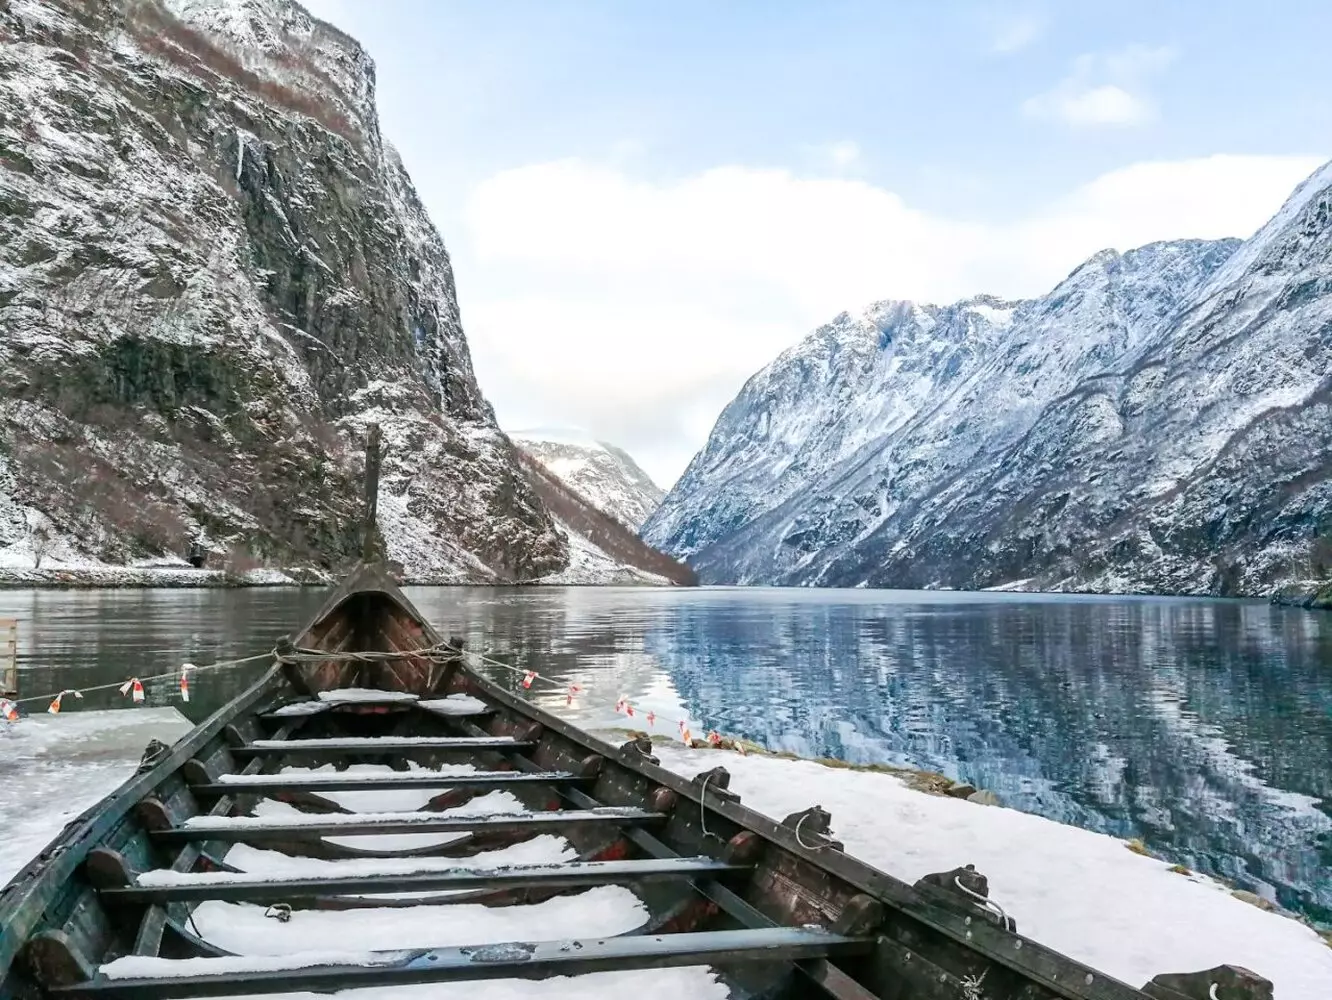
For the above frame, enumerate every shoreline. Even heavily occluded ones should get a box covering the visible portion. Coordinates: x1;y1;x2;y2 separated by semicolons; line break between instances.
0;566;685;590
629;731;1330;937
0;564;1327;604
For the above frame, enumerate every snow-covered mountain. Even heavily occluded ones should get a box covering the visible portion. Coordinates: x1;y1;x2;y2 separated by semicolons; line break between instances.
0;0;656;584
510;429;664;530
512;449;693;586
645;161;1332;595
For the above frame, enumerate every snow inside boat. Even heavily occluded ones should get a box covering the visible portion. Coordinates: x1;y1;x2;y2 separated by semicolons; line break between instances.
0;433;1275;1000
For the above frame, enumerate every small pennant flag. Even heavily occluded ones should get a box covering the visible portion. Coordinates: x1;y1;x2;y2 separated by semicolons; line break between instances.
521;670;537;690
679;720;692;745
566;684;581;706
614;695;627;715
47;689;82;715
180;664;195;703
1;699;19;721
646;711;656;728
707;730;722;747
120;678;145;703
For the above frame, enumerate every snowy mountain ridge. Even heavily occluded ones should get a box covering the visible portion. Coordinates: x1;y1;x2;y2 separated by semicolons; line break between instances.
511;430;665;531
644;196;1332;596
0;0;664;585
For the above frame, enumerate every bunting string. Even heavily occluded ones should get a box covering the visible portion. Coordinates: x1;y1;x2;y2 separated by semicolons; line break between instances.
449;643;751;756
0;650;273;719
1;636;755;757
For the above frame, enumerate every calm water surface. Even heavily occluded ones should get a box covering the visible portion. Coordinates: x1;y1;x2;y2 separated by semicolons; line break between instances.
2;585;1330;925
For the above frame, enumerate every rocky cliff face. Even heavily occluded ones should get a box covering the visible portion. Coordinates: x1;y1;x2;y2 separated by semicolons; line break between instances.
647;167;1332;596
0;0;567;580
510;430;664;530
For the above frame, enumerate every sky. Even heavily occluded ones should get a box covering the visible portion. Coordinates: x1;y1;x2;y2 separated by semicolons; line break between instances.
299;0;1331;488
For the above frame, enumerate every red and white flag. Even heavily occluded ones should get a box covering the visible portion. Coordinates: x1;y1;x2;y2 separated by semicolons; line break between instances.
521;670;537;690
180;663;195;703
1;699;19;721
47;689;82;715
120;678;145;703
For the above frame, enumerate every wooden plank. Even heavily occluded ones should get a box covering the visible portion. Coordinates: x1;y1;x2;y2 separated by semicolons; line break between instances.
0;668;285;975
150;807;667;844
128;909;165;959
455;720;874;999
451;670;1150;1000
232;736;533;756
0;617;16;696
104;856;748;904
55;928;871;999
119;720;302;965
189;771;588;795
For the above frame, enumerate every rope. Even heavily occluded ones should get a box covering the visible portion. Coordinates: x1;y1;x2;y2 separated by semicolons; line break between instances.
1;640;454;717
953;874;1010;927
3;651;273;709
443;641;718;752
794;812;830;851
2;632;749;774
698;771;714;838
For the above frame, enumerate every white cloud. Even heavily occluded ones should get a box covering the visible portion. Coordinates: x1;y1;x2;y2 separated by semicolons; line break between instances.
991;14;1045;54
459;153;1324;486
1024;45;1176;127
1024;84;1151;127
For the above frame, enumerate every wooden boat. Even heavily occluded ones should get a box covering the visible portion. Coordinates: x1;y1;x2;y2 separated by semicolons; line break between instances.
0;433;1274;1000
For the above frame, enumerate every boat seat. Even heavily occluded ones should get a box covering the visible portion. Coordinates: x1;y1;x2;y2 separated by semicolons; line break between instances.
149;807;667;844
58;928;871;998
101;856;750;904
232;736;533;757
189;770;590;795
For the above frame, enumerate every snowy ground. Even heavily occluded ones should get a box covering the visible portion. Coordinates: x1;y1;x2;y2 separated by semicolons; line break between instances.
0;546;320;588
0;708;194;884
2;712;1329;998
649;743;1332;999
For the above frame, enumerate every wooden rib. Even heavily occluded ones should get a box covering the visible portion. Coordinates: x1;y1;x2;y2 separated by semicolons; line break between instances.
453;718;874;999
55;928;871;999
149;807;667;844
103;857;749;905
232;736;533;756
126;721;303;959
188;771;587;795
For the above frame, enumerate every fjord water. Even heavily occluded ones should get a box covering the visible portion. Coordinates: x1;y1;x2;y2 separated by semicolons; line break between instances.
2;586;1329;926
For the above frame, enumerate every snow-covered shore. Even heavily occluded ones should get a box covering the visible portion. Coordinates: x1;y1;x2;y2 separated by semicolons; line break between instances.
3;711;1329;998
650;742;1332;999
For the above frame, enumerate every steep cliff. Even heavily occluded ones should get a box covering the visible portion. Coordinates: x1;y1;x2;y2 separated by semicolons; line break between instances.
0;0;567;580
644;197;1332;596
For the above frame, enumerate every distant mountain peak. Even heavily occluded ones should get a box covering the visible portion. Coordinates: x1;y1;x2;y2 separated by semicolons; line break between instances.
509;431;663;531
643;226;1293;591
